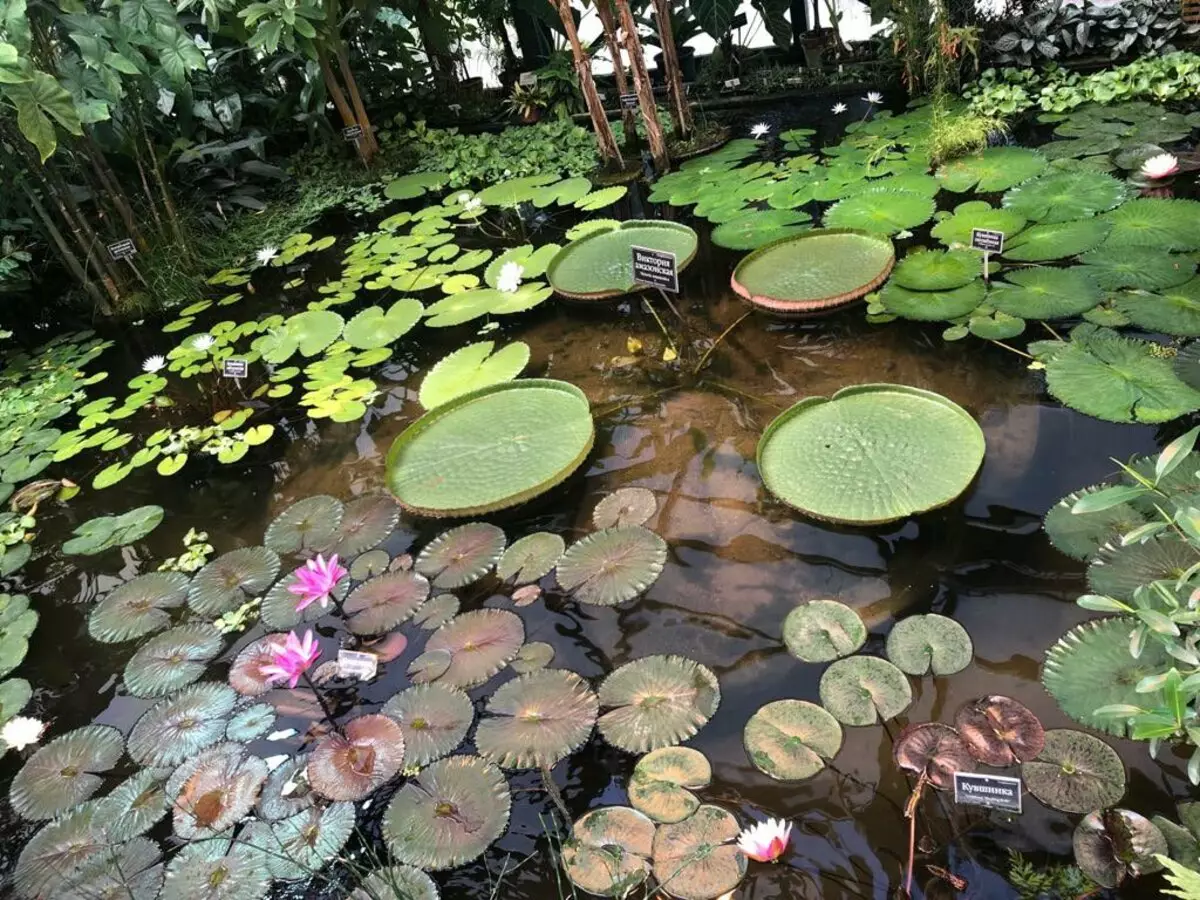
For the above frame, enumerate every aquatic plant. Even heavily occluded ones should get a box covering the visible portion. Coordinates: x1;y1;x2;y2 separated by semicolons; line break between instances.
289;555;349;612
546;220;699;300
737;817;791;863
743;699;842;781
597;655;720;752
262;630;321;689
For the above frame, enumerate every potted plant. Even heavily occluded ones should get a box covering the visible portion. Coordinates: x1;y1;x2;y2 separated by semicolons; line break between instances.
504;82;550;123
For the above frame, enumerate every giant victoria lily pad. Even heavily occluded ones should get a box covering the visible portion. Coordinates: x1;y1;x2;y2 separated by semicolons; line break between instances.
382;682;474;767
424;609;525;688
731;229;894;315
757;384;985;524
475;669;598;769
1022;729;1126;813
344;572;429;635
383;755;512;870
546;220;698;300
1074;809;1166;888
743;699;842;781
556;526;667;606
652;804;747;900
418;341;531;411
10;725;124;820
1042;617;1169;736
387;380;595;518
89;572;190;643
597;655;720;753
309;714;406;801
563;806;656;897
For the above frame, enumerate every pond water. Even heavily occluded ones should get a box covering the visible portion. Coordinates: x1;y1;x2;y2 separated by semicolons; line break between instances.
1;99;1194;899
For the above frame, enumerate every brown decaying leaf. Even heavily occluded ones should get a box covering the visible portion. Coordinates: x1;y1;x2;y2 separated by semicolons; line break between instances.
954;695;1045;767
308;714;406;801
894;723;975;790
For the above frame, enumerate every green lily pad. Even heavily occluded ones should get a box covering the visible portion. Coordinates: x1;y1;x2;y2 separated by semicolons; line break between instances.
475;668;598;769
124;622;224;698
819;655;913;726
743;699;842;781
546;220;698;300
1101;198;1200;251
1022;729;1126;814
758;384;985;524
384;172;449;200
885;613;973;676
563;806;655;897
556;526;667;607
0;678;31;725
710;210;811;250
89;572;191;643
387;379;594;518
343;302;422;350
1002;170;1127;223
1079;248;1196;292
891;249;980;291
782;599;866;662
824;189;936;235
575;185;629;211
188;547;281;616
1003;219;1111;261
415;522;506;589
628;747;711;823
161;839;269;900
931;201;1027;248
418;341;530;410
1043;487;1151;561
62;506;164;555
496;532;565;584
9;725;123;820
731;229;895;315
285;309;344;357
651;805;746;900
127;682;238;767
597;655;720;753
1116;279;1200;337
879;281;987;322
936;147;1048;192
989;267;1102;320
424;608;525;688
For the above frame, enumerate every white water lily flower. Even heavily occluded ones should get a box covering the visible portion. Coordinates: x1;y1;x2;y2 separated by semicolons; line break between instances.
456;192;473;205
737;817;792;862
497;261;524;293
750;122;770;138
142;355;166;373
190;334;216;352
464;197;483;211
255;246;278;266
1141;152;1179;180
864;91;883;104
832;102;848;114
1;716;46;751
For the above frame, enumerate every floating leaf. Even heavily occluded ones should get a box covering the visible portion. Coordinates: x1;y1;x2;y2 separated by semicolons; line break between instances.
62;506;164;555
98;769;168;842
1002;170;1127;223
628;747;711;824
885;614;973;676
285;309;345;357
415;522;507;589
894;723;975;790
1116;279;1200;337
412;596;459;631
227;703;276;742
496;532;565;584
931;200;1027;248
597;655;720;753
758;385;984;524
171;743;268;840
563;806;655;897
1043;487;1151;560
309;714;406;801
0;678;31;725
1102;198;1200;251
651;804;747;900
128;682;238;766
575;185;628;211
15;806;111;899
547;221;698;300
989;267;1102;320
710;209;811;250
260;571;346;631
556;526;667;607
592;487;657;529
418;341;531;410
124;623;224;698
59;836;163;900
382;756;511;870
385;172;448;200
824;190;935;235
388;380;594;518
188;547;280;617
1003;219;1111;261
1074;809;1166;888
88;572;190;644
10;725;123;820
954;695;1045;767
476;669;598;769
229;636;286;697
351;866;440;900
1042;617;1169;736
324;494;399;558
350;549;391;580
264;495;345;556
891;249;979;291
511;640;554;672
743;699;842;781
247;801;355;881
936;147;1048;193
1079;248;1196;292
1022;728;1126;813
819;656;912;726
381;682;474;767
424;609;525;688
879;280;987;322
344;572;429;635
782;599;866;663
343;303;421;350
256;756;314;823
160;839;268;900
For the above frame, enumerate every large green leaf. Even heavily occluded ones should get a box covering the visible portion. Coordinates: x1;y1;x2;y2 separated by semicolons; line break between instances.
823;189;936;236
710;209;810;250
988;267;1102;320
1003;219;1111;261
757;384;985;524
936;147;1048;193
1002;170;1127;223
1079;248;1196;292
1102;198;1200;251
690;0;740;41
891;249;979;291
930;201;1027;248
879;281;986;322
4;71;83;161
156;30;205;83
1115;279;1200;337
417;341;530;410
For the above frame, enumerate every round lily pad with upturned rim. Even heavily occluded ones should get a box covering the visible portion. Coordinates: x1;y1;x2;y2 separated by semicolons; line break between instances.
819;656;913;726
496;532;565;584
629;747;711;823
757;384;985;525
597;655;720;753
731;229;894;316
382;755;511;871
556;526;667;607
10;725;124;820
89;572;190;644
381;682;474;767
415;522;506;589
563;806;655;897
1074;809;1166;888
885;614;973;676
425;608;525;689
782;599;866;662
387;379;595;518
652;804;747;900
1042;617;1169;737
743;699;842;781
1021;728;1126;813
546;220;698;301
475;668;598;769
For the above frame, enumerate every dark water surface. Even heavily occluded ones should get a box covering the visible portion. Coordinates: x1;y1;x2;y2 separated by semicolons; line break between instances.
2;111;1192;898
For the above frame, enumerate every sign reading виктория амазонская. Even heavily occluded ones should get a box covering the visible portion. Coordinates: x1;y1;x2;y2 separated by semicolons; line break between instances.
953;772;1022;813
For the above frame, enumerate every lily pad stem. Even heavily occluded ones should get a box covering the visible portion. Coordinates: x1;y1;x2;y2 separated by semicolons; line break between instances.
1040;321;1064;341
640;296;679;359
301;669;340;732
989;340;1034;360
693;312;751;375
540;765;569;822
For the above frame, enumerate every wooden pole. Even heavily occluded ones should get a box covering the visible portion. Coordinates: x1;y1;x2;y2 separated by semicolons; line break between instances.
595;0;638;143
613;0;668;171
551;0;624;166
650;0;692;140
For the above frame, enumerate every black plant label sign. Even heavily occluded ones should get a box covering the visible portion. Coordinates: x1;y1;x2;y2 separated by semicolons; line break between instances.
632;245;679;293
342;124;363;142
620;92;639;109
107;239;136;261
223;358;249;379
971;228;1005;254
953;772;1022;813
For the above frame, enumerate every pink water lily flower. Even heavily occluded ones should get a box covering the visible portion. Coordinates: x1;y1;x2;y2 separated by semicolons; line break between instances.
262;629;321;689
737;817;792;862
1141;152;1179;180
288;553;347;612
